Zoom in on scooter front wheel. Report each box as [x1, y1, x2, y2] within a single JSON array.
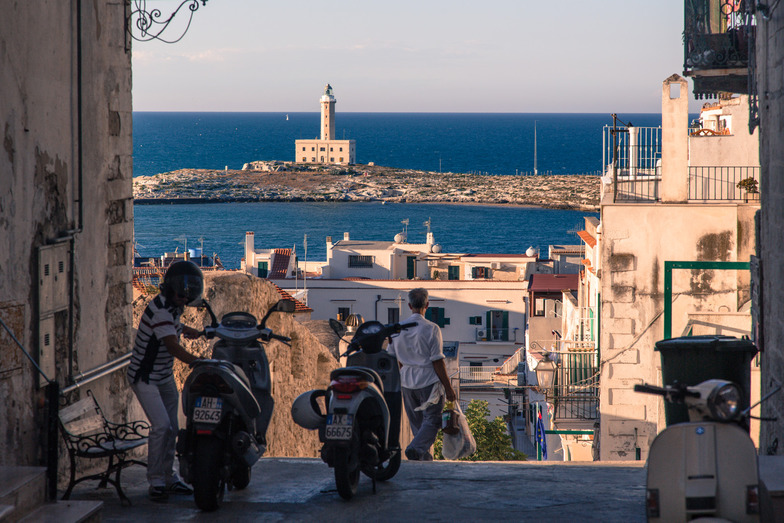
[[230, 464, 251, 490], [334, 446, 360, 500], [192, 436, 225, 511], [362, 451, 401, 482]]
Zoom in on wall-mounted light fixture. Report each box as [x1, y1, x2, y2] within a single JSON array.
[[127, 0, 209, 44]]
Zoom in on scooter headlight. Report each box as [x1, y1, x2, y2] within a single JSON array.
[[707, 382, 742, 421]]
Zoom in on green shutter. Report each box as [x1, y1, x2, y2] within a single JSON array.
[[407, 256, 416, 279], [502, 311, 509, 341], [448, 266, 460, 280], [258, 261, 268, 278]]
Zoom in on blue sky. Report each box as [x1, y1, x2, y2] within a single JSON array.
[[132, 1, 695, 113]]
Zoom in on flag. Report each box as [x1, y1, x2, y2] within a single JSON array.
[[537, 409, 548, 460]]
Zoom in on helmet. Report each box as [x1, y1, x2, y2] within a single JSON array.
[[161, 260, 204, 305], [291, 390, 326, 430]]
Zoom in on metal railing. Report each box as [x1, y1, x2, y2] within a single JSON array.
[[459, 366, 499, 382], [498, 346, 526, 375], [688, 166, 760, 201], [603, 123, 662, 203], [684, 0, 753, 73], [551, 347, 599, 421]]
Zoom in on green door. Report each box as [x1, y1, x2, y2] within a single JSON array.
[[407, 256, 416, 279], [258, 261, 268, 278]]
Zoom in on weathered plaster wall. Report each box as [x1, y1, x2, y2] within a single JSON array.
[[133, 273, 339, 458], [757, 8, 784, 455], [599, 204, 755, 460], [689, 96, 760, 167], [0, 1, 133, 468]]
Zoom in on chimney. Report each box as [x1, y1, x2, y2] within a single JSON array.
[[344, 232, 350, 241]]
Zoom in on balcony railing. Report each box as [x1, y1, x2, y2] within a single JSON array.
[[684, 0, 753, 73], [552, 349, 599, 421], [475, 327, 511, 342], [688, 166, 760, 201], [459, 366, 498, 382], [603, 123, 662, 203]]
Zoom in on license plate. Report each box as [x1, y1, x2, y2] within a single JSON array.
[[193, 396, 222, 424], [325, 414, 353, 440]]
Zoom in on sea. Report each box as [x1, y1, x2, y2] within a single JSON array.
[[133, 112, 664, 269]]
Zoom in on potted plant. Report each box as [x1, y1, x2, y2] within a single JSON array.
[[736, 177, 759, 202]]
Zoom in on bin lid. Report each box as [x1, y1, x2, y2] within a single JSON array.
[[655, 335, 758, 354]]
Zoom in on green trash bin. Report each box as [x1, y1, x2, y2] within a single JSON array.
[[654, 335, 758, 427]]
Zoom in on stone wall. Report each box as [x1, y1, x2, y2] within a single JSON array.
[[757, 8, 784, 455], [1, 1, 133, 467], [133, 272, 338, 457]]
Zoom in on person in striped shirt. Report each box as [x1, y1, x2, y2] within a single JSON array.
[[128, 260, 204, 501]]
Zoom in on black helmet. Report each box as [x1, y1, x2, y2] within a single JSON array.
[[161, 261, 204, 305]]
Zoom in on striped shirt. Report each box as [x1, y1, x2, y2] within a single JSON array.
[[127, 294, 184, 384]]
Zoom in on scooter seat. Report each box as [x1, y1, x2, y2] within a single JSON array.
[[331, 366, 384, 394]]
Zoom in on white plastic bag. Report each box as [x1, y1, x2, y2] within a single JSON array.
[[441, 403, 476, 460]]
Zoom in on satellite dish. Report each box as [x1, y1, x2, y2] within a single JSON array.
[[394, 233, 404, 243], [431, 244, 442, 253], [526, 246, 538, 257]]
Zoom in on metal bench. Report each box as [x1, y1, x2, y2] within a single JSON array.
[[58, 390, 149, 505]]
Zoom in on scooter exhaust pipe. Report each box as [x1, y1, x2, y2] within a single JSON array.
[[232, 431, 262, 467]]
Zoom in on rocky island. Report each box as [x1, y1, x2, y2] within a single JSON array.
[[133, 162, 601, 211]]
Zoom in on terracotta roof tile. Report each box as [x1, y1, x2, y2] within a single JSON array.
[[268, 282, 312, 312], [577, 230, 597, 248], [269, 248, 292, 279]]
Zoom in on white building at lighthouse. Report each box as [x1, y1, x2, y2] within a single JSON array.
[[295, 84, 356, 165]]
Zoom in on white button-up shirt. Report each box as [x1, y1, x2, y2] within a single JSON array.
[[387, 313, 444, 389]]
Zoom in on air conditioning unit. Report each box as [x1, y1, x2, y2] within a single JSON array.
[[491, 262, 501, 269], [476, 329, 488, 341], [427, 260, 438, 267]]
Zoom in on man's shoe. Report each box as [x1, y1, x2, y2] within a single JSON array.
[[404, 448, 421, 461], [166, 480, 193, 495], [148, 485, 169, 502]]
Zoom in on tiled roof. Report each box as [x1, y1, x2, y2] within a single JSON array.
[[268, 282, 312, 312], [528, 273, 579, 293], [268, 248, 292, 279], [577, 230, 597, 248]]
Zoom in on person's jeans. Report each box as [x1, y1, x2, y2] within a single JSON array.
[[402, 383, 444, 458], [130, 376, 181, 487]]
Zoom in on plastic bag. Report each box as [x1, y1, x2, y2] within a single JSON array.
[[441, 403, 476, 460]]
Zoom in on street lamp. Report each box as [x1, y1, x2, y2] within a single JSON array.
[[534, 352, 557, 392]]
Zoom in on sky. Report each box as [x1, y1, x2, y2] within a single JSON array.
[[131, 1, 696, 114]]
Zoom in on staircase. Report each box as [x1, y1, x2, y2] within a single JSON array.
[[0, 467, 101, 523]]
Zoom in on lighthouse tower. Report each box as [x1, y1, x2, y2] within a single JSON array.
[[294, 84, 356, 165], [320, 84, 336, 141]]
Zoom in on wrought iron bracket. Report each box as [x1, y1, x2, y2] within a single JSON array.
[[126, 0, 208, 44]]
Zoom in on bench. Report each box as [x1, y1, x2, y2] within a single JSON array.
[[59, 389, 149, 505]]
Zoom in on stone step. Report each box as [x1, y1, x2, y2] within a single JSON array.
[[759, 455, 784, 523], [0, 466, 46, 522], [18, 500, 102, 523]]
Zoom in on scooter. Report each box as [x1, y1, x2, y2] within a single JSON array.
[[177, 299, 295, 511], [634, 379, 780, 522], [291, 319, 415, 500]]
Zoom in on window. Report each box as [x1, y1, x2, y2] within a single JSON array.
[[407, 256, 416, 279], [468, 316, 482, 325], [320, 147, 325, 151], [339, 157, 344, 162], [387, 307, 399, 324], [257, 261, 268, 278], [311, 157, 316, 162], [472, 266, 490, 279], [330, 147, 333, 152], [311, 147, 315, 151], [320, 156, 324, 162], [337, 307, 350, 321], [301, 157, 306, 162], [330, 157, 334, 162], [425, 307, 450, 328], [534, 297, 545, 317], [448, 265, 460, 280], [486, 310, 509, 341], [302, 147, 305, 151], [348, 255, 373, 268], [340, 147, 343, 152]]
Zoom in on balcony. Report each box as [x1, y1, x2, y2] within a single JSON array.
[[683, 0, 754, 97], [602, 124, 662, 203], [475, 327, 518, 342]]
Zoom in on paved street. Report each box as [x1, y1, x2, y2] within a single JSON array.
[[68, 458, 647, 522]]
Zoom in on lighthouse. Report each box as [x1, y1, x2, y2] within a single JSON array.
[[295, 84, 356, 166], [321, 84, 336, 141]]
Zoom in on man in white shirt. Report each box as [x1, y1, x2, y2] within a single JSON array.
[[388, 288, 456, 461]]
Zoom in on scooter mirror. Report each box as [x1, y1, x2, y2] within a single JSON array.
[[275, 299, 296, 313], [329, 318, 347, 338]]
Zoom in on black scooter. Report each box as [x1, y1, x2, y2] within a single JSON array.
[[177, 299, 294, 511], [291, 319, 415, 500]]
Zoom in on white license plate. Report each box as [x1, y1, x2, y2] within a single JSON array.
[[325, 414, 353, 440], [193, 396, 222, 424]]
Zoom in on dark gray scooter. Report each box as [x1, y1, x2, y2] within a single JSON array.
[[178, 299, 294, 511], [292, 319, 415, 500]]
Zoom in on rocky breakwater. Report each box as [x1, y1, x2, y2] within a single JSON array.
[[133, 162, 601, 211], [132, 271, 338, 458]]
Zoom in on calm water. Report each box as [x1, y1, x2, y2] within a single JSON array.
[[133, 112, 664, 177], [133, 202, 594, 269], [131, 112, 640, 268]]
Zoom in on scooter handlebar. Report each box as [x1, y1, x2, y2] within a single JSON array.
[[270, 333, 291, 344]]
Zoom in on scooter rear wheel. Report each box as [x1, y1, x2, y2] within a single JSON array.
[[192, 436, 225, 511], [334, 446, 360, 500]]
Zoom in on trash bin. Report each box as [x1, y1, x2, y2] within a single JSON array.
[[654, 335, 758, 427]]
